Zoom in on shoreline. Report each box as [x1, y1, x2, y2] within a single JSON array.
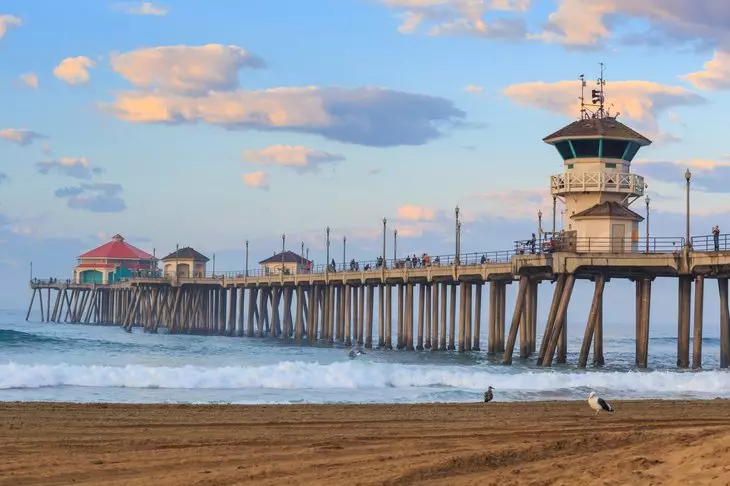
[[4, 401, 730, 485]]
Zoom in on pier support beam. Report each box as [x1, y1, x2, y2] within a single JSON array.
[[488, 282, 497, 354], [719, 278, 729, 368], [578, 275, 606, 368], [473, 283, 482, 351], [385, 284, 392, 349], [378, 284, 385, 348], [405, 283, 414, 351], [677, 276, 692, 368], [693, 275, 704, 369], [593, 297, 604, 366], [396, 284, 404, 349], [503, 276, 529, 365], [425, 284, 432, 350], [416, 283, 425, 350], [365, 285, 374, 348], [439, 282, 447, 350], [448, 284, 457, 350], [458, 283, 466, 352], [465, 283, 472, 352], [538, 276, 565, 365], [541, 274, 575, 367]]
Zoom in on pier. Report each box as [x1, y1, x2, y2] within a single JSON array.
[[25, 70, 730, 369]]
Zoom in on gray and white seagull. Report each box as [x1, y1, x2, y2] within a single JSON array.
[[588, 391, 614, 416], [484, 386, 494, 403]]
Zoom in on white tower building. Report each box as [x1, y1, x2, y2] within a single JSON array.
[[544, 69, 649, 253]]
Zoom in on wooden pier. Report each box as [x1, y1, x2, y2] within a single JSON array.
[[26, 235, 730, 369]]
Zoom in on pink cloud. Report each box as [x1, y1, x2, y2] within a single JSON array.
[[396, 204, 436, 221], [241, 171, 270, 190]]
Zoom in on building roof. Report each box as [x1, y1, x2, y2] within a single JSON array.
[[74, 262, 153, 270], [570, 201, 645, 222], [78, 234, 154, 260], [259, 250, 311, 265], [543, 117, 652, 146], [161, 247, 209, 262]]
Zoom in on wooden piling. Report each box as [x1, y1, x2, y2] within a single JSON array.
[[464, 283, 472, 352], [677, 276, 692, 368], [578, 276, 606, 368], [541, 274, 575, 367], [502, 275, 529, 365], [719, 278, 729, 368], [344, 285, 352, 346], [488, 282, 497, 354], [538, 275, 565, 364], [366, 285, 374, 348], [473, 283, 482, 351], [378, 284, 385, 348], [439, 282, 447, 350], [416, 283, 425, 350], [405, 283, 414, 351], [425, 284, 432, 350], [448, 284, 457, 350], [458, 283, 466, 352], [593, 297, 604, 366], [385, 284, 393, 349], [431, 283, 439, 351], [396, 283, 404, 349], [693, 275, 704, 369]]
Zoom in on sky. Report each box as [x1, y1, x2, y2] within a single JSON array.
[[2, 0, 730, 328]]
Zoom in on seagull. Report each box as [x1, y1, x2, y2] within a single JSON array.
[[588, 391, 614, 416], [484, 386, 494, 403], [347, 347, 366, 359]]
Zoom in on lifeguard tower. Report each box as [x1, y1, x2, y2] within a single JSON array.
[[545, 65, 649, 253]]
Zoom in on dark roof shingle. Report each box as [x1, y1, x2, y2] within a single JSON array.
[[544, 117, 652, 145], [161, 247, 209, 262], [259, 250, 310, 265], [571, 201, 644, 222]]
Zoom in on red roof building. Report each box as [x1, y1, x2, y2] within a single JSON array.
[[74, 234, 158, 284]]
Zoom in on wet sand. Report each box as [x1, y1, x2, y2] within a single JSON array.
[[3, 400, 730, 485]]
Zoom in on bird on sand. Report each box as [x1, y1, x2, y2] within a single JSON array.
[[588, 391, 614, 416], [484, 386, 494, 403]]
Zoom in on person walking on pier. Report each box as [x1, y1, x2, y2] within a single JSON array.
[[530, 233, 536, 254], [713, 225, 720, 251]]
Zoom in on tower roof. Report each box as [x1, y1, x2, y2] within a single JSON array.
[[259, 250, 311, 265], [544, 117, 652, 146], [161, 247, 209, 262], [571, 201, 644, 222], [78, 234, 154, 260]]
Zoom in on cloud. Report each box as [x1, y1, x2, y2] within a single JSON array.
[[113, 2, 168, 16], [19, 73, 38, 88], [36, 157, 103, 180], [471, 188, 554, 220], [635, 158, 730, 192], [0, 173, 7, 185], [110, 44, 265, 94], [503, 79, 704, 141], [379, 0, 532, 39], [53, 56, 95, 85], [242, 171, 270, 190], [464, 84, 484, 93], [105, 87, 466, 147], [0, 14, 21, 39], [54, 182, 127, 212], [683, 50, 730, 91], [396, 205, 436, 221], [0, 129, 46, 146], [242, 145, 345, 173]]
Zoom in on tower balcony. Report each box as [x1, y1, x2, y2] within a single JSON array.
[[550, 171, 645, 197]]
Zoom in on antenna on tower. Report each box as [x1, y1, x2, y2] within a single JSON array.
[[591, 62, 607, 118], [579, 74, 587, 120]]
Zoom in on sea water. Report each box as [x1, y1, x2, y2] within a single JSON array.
[[1, 309, 729, 404]]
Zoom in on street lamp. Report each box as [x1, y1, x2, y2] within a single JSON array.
[[245, 240, 249, 277], [552, 196, 557, 234], [537, 209, 543, 252], [685, 169, 692, 248], [455, 205, 460, 260], [281, 233, 286, 275], [325, 226, 331, 274], [382, 217, 387, 269], [645, 196, 650, 253], [343, 235, 347, 271], [393, 229, 398, 262]]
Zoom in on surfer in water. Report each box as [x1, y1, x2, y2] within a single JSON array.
[[347, 347, 366, 358]]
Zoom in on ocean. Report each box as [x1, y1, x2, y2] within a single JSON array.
[[2, 309, 729, 404]]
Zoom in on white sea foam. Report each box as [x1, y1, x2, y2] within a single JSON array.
[[1, 360, 730, 399]]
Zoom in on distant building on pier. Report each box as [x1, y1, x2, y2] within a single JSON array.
[[260, 251, 311, 276], [74, 234, 157, 284], [545, 76, 649, 253], [161, 247, 209, 278]]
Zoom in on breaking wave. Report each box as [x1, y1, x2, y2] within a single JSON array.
[[2, 360, 730, 399]]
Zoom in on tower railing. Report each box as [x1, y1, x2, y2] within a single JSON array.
[[550, 171, 645, 196]]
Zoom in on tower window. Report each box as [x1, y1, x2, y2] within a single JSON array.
[[605, 163, 617, 169], [623, 142, 640, 162], [601, 139, 629, 159], [567, 163, 574, 169], [571, 139, 600, 157], [554, 141, 574, 160]]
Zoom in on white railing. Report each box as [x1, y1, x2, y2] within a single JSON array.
[[550, 172, 645, 196]]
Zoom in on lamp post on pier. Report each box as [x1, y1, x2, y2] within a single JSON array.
[[645, 196, 650, 253], [552, 196, 557, 234], [343, 236, 347, 271], [245, 240, 249, 277], [382, 217, 387, 269], [281, 233, 286, 275], [455, 205, 460, 264], [393, 229, 398, 262], [175, 243, 179, 281], [325, 226, 331, 275], [685, 169, 692, 249], [537, 209, 543, 253], [212, 253, 216, 277]]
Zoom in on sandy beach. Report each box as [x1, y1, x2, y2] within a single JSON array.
[[2, 400, 730, 485]]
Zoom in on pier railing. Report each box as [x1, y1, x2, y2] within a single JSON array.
[[515, 236, 684, 254], [550, 171, 645, 197], [691, 234, 730, 252]]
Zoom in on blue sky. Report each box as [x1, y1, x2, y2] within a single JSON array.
[[2, 0, 730, 326]]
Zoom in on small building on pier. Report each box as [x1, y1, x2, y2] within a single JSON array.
[[161, 247, 209, 278], [74, 234, 157, 284], [545, 114, 650, 253], [260, 251, 311, 275]]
